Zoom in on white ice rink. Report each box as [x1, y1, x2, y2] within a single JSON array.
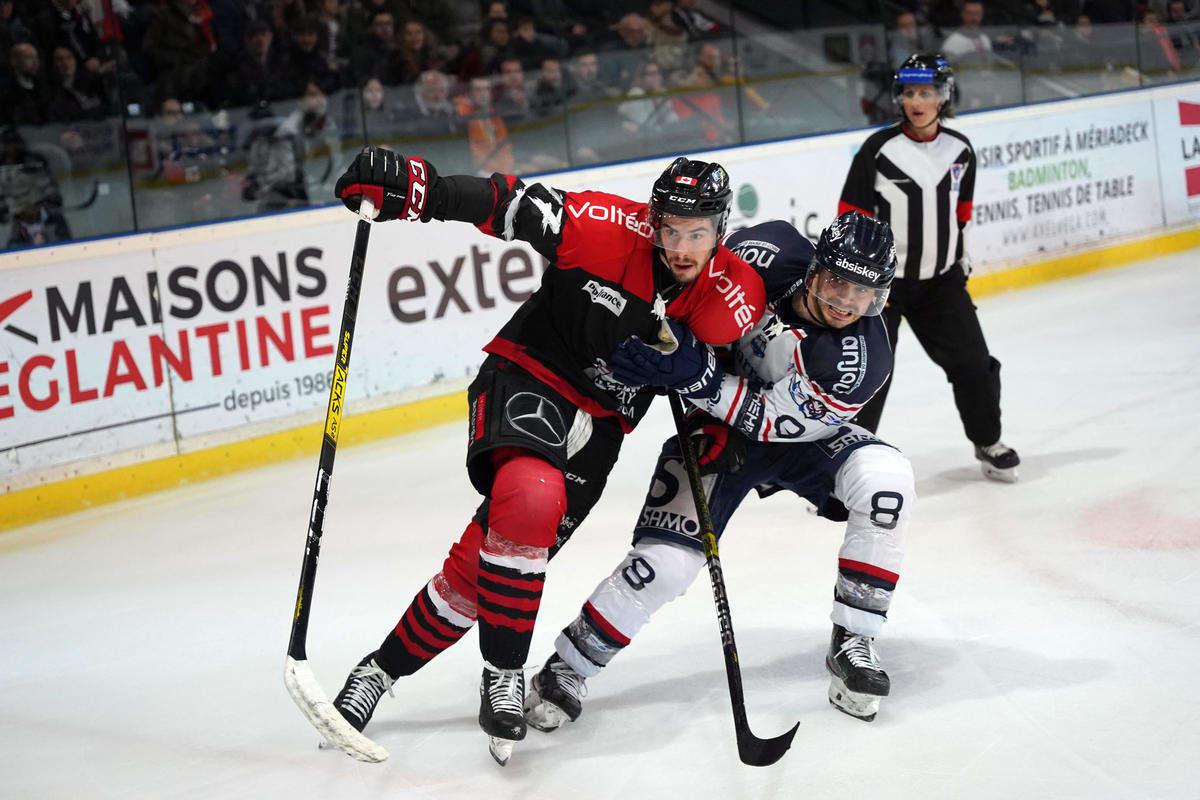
[[2, 250, 1198, 800]]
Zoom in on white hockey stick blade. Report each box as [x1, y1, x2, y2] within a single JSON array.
[[284, 656, 389, 762]]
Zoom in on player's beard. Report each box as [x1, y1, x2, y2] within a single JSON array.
[[662, 249, 708, 285]]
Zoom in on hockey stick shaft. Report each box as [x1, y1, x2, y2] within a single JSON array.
[[287, 198, 374, 662], [667, 393, 798, 767]]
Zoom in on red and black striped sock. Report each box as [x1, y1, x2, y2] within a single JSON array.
[[377, 577, 475, 678], [476, 539, 547, 669]]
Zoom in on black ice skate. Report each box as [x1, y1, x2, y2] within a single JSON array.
[[332, 652, 394, 732], [975, 441, 1020, 482], [525, 654, 587, 732], [825, 624, 890, 722], [479, 662, 526, 766]]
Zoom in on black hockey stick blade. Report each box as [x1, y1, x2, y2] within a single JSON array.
[[737, 721, 799, 767]]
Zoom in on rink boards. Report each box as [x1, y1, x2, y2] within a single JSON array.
[[4, 80, 1200, 528]]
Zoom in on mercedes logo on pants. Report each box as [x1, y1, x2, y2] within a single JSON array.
[[505, 392, 567, 447]]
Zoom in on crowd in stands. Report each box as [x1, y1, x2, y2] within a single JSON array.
[[0, 0, 1191, 248], [861, 0, 1200, 119], [0, 0, 745, 244]]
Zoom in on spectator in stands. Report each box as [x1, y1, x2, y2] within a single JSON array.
[[645, 0, 687, 72], [142, 0, 215, 104], [454, 74, 515, 174], [599, 13, 650, 88], [941, 0, 995, 64], [510, 0, 590, 48], [672, 41, 735, 145], [443, 16, 498, 80], [242, 99, 307, 212], [672, 0, 721, 40], [618, 58, 678, 135], [242, 80, 338, 212], [1166, 0, 1200, 65], [0, 125, 71, 248], [393, 18, 437, 85], [509, 15, 567, 70], [348, 75, 405, 141], [151, 96, 217, 189], [1139, 8, 1183, 73], [889, 11, 934, 68], [313, 0, 350, 75], [349, 10, 398, 84], [394, 0, 456, 43], [346, 0, 399, 44], [403, 68, 458, 133], [3, 42, 50, 125], [228, 20, 292, 106], [532, 56, 571, 113], [570, 49, 618, 101], [484, 1, 509, 23], [47, 45, 109, 121], [479, 18, 515, 75], [29, 0, 112, 78], [1024, 0, 1060, 27], [493, 55, 533, 123], [285, 17, 339, 94]]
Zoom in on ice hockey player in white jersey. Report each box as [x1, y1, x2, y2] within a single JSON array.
[[524, 212, 915, 727]]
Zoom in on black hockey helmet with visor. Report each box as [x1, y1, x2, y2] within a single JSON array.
[[808, 211, 897, 318], [725, 219, 816, 307], [892, 52, 956, 114], [649, 156, 732, 250]]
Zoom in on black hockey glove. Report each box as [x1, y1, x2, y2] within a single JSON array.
[[334, 146, 439, 222], [610, 319, 722, 399], [687, 412, 747, 476]]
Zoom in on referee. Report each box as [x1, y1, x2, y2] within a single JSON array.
[[837, 53, 1020, 482]]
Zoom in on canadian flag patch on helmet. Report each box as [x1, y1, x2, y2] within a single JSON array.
[[674, 176, 698, 186]]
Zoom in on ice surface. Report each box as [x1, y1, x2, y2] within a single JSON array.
[[2, 252, 1198, 800]]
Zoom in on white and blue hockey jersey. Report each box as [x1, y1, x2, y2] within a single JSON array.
[[691, 307, 893, 442]]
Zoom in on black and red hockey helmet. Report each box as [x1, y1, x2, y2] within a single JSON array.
[[649, 156, 733, 243]]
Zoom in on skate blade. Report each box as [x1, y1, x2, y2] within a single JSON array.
[[489, 736, 516, 766], [525, 699, 571, 733], [828, 675, 882, 722], [981, 463, 1019, 483]]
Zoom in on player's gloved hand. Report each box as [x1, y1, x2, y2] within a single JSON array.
[[687, 412, 747, 475], [334, 146, 439, 222], [610, 319, 721, 398]]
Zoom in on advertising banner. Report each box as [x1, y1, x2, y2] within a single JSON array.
[[958, 98, 1162, 260], [0, 219, 548, 476], [1153, 88, 1200, 227]]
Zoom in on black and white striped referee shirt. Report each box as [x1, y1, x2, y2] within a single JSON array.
[[838, 123, 975, 282]]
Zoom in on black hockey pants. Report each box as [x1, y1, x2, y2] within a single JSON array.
[[853, 263, 1002, 447]]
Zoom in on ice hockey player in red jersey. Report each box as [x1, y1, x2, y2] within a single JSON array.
[[325, 147, 766, 764]]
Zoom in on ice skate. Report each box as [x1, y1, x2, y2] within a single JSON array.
[[975, 441, 1020, 482], [825, 624, 890, 722], [331, 652, 394, 732], [479, 662, 526, 766], [525, 654, 587, 732]]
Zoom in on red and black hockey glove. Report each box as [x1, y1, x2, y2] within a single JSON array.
[[334, 146, 439, 222], [687, 412, 747, 476]]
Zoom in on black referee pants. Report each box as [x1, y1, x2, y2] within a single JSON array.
[[854, 264, 1002, 447]]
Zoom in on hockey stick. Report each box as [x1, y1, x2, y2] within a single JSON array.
[[667, 392, 799, 767], [284, 197, 388, 763]]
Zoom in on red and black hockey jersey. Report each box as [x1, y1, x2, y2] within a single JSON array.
[[431, 173, 765, 430]]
